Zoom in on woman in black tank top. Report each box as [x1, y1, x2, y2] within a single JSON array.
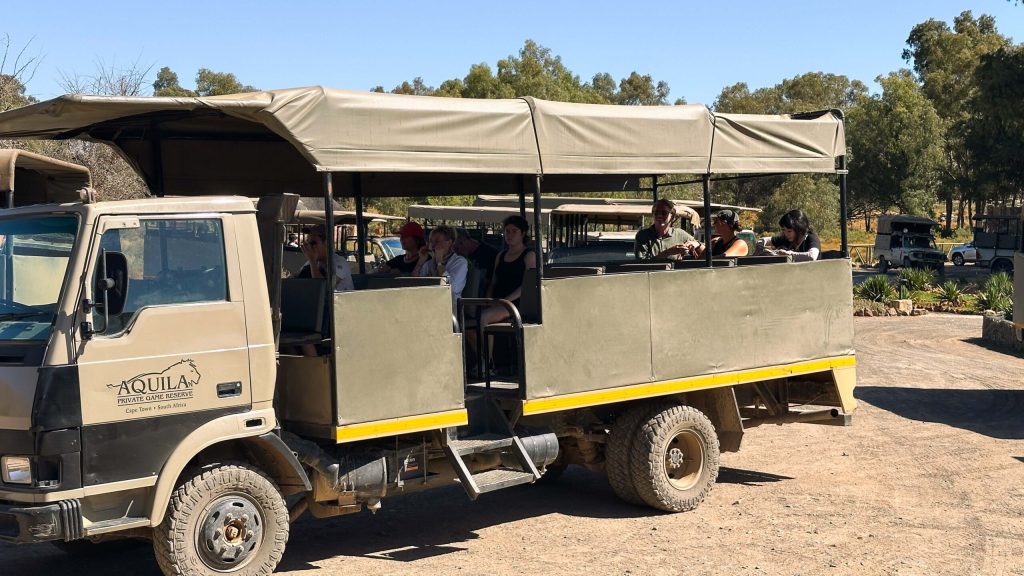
[[692, 209, 748, 259], [483, 216, 536, 323]]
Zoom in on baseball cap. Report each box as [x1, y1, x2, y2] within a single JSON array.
[[397, 221, 425, 240], [714, 209, 738, 227]]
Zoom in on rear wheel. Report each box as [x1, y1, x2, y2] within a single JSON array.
[[154, 462, 288, 576], [991, 259, 1013, 274], [629, 405, 719, 512], [605, 402, 672, 505], [952, 253, 964, 266]]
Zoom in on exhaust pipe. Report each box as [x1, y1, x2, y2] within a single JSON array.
[[743, 408, 850, 428]]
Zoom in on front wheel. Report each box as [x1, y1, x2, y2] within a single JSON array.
[[629, 405, 720, 512], [952, 253, 964, 266], [154, 462, 289, 576]]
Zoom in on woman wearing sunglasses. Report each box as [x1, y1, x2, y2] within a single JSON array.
[[297, 224, 355, 291]]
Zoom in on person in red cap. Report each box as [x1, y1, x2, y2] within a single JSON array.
[[377, 221, 426, 274]]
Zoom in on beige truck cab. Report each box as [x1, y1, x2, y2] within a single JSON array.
[[0, 89, 858, 576]]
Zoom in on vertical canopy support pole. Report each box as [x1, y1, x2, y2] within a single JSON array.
[[838, 156, 849, 258], [323, 172, 339, 427], [533, 175, 544, 324], [652, 175, 659, 203], [518, 175, 528, 219], [151, 122, 165, 197], [703, 174, 712, 268], [353, 174, 367, 275]]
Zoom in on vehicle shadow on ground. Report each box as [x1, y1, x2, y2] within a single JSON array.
[[963, 336, 1024, 359], [857, 386, 1024, 440], [0, 465, 792, 574]]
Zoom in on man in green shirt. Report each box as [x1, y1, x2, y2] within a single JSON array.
[[634, 199, 698, 260]]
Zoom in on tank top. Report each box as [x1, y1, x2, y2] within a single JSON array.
[[492, 247, 533, 302], [711, 235, 739, 256]]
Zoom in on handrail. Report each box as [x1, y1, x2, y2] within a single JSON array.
[[457, 298, 526, 396]]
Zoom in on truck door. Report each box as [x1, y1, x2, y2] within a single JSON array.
[[74, 215, 252, 488]]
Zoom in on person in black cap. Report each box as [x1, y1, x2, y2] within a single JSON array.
[[690, 209, 748, 258]]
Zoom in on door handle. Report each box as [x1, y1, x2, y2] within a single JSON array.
[[216, 381, 243, 398]]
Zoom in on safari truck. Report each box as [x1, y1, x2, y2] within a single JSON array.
[[949, 211, 1019, 273], [0, 89, 857, 576], [873, 214, 946, 273]]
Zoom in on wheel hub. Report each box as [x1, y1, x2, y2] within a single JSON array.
[[664, 430, 704, 491], [197, 494, 264, 571]]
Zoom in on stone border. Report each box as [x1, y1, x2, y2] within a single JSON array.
[[981, 313, 1024, 354]]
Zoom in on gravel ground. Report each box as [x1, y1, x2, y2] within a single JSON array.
[[3, 314, 1023, 576]]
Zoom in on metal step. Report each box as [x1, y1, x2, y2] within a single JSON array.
[[470, 468, 536, 494], [448, 434, 515, 456]]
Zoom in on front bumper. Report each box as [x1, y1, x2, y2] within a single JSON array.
[[0, 499, 82, 543]]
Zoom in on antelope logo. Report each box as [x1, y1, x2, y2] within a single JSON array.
[[108, 359, 201, 406]]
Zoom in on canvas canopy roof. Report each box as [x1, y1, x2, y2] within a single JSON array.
[[0, 87, 845, 198], [0, 148, 92, 206]]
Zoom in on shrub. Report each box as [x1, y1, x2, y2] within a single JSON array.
[[854, 275, 897, 303], [937, 281, 966, 307], [976, 286, 1012, 313], [898, 266, 936, 292], [984, 272, 1013, 298]]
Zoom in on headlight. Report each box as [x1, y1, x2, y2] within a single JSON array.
[[1, 455, 32, 485]]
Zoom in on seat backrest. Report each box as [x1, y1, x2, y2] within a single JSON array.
[[357, 275, 447, 290], [544, 266, 605, 278], [672, 259, 735, 269], [280, 278, 326, 333], [735, 255, 792, 265], [604, 262, 672, 273], [519, 268, 539, 323]]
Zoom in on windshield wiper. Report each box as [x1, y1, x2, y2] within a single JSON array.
[[0, 311, 50, 321]]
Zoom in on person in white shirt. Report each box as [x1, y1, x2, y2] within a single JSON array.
[[298, 224, 354, 291], [415, 225, 468, 302]]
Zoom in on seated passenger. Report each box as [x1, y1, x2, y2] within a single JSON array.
[[634, 199, 699, 260], [482, 215, 537, 325], [298, 225, 354, 291], [415, 225, 468, 300], [760, 209, 820, 261], [286, 233, 299, 248], [690, 209, 749, 258], [453, 227, 499, 293], [377, 221, 426, 275]]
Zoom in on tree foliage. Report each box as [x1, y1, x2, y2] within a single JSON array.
[[965, 45, 1024, 197], [153, 67, 257, 97], [846, 70, 944, 217], [376, 40, 679, 106], [903, 11, 1011, 232]]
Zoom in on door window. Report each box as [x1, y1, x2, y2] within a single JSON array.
[[94, 218, 226, 334]]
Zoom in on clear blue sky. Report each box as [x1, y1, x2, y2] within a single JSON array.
[[4, 1, 1022, 106]]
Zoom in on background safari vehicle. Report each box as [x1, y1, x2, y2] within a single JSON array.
[[873, 214, 946, 273], [0, 89, 856, 576], [949, 210, 1019, 273]]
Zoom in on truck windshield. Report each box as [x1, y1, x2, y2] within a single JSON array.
[[0, 215, 78, 340], [903, 235, 936, 250]]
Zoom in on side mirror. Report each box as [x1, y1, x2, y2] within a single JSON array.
[[96, 250, 129, 317]]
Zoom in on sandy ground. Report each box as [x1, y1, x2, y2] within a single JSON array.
[[3, 314, 1023, 576]]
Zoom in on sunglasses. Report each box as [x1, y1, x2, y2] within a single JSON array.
[[653, 210, 671, 217]]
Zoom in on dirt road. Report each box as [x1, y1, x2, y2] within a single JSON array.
[[3, 314, 1023, 575]]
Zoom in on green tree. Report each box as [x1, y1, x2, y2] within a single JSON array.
[[713, 72, 867, 113], [966, 45, 1024, 200], [616, 72, 669, 105], [194, 68, 257, 96], [846, 71, 944, 220], [759, 175, 840, 238], [903, 11, 1010, 231], [153, 66, 196, 97]]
